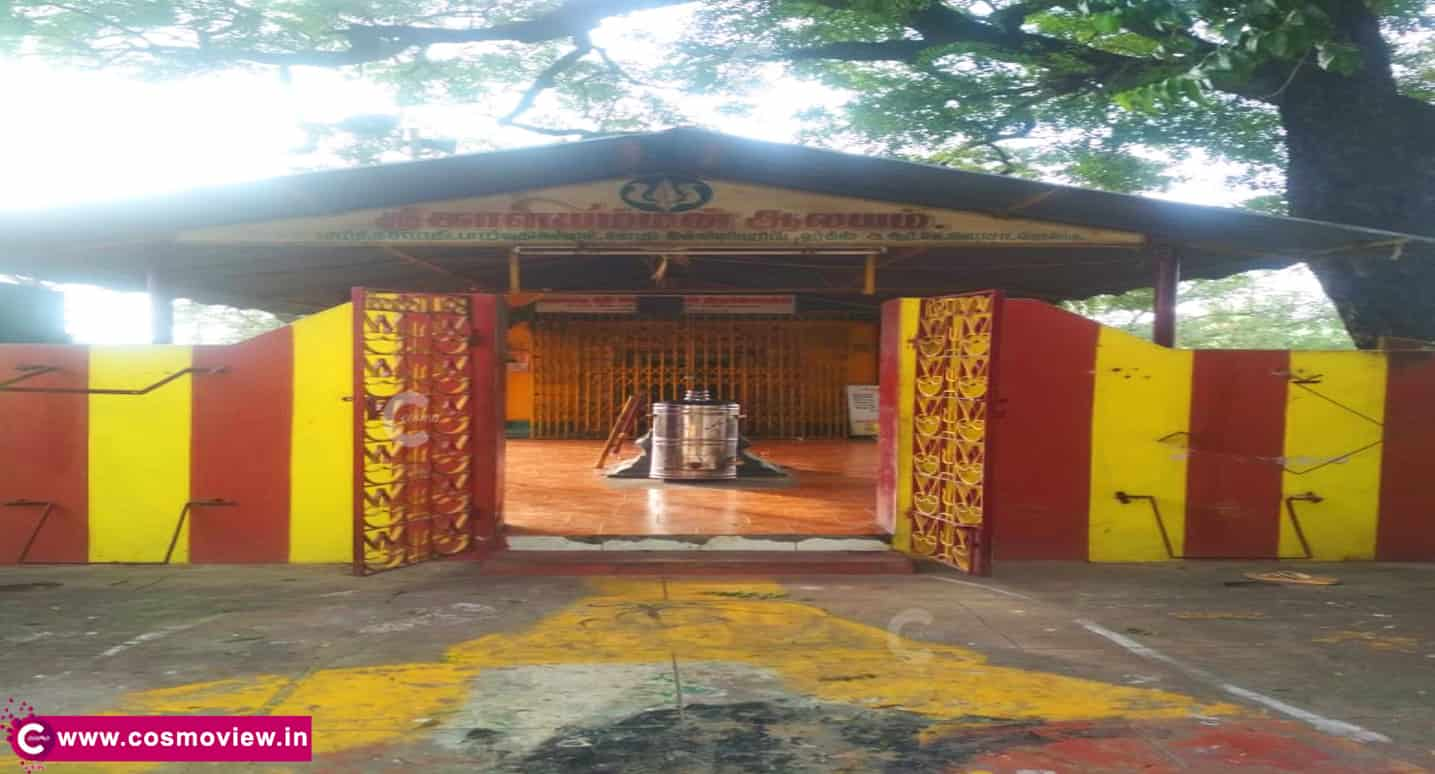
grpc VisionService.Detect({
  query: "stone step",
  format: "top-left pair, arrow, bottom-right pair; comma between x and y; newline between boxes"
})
503,534 -> 890,552
478,549 -> 915,576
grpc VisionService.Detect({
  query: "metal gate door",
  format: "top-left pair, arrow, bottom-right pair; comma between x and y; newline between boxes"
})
531,317 -> 852,439
353,290 -> 482,575
909,291 -> 1003,575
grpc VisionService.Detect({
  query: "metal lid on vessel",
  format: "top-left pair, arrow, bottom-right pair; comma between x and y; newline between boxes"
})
653,388 -> 738,407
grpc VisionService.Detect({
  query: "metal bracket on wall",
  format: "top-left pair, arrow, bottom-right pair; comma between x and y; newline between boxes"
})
1158,426 -> 1376,478
1154,431 -> 1190,446
1280,491 -> 1320,560
0,366 -> 227,395
0,365 -> 61,389
1115,489 -> 1320,560
1114,491 -> 1176,559
2,499 -> 56,563
163,499 -> 238,564
1278,370 -> 1384,427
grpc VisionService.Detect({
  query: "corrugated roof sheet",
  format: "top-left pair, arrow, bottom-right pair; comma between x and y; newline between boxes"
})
1,128 -> 1428,314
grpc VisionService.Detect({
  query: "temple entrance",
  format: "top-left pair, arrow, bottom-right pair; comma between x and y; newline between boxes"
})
502,294 -> 886,546
345,284 -> 1003,576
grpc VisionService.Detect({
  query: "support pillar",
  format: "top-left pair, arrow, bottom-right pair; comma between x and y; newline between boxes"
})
508,250 -> 521,293
469,294 -> 507,554
863,254 -> 877,295
146,268 -> 173,345
1153,246 -> 1179,348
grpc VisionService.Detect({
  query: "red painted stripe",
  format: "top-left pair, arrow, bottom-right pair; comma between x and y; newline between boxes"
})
1376,351 -> 1435,560
1184,350 -> 1289,558
190,329 -> 293,563
0,345 -> 89,563
876,299 -> 903,535
989,301 -> 1096,560
471,294 -> 507,554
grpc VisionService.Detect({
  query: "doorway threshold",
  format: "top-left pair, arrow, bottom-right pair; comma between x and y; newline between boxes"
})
504,534 -> 890,552
478,548 -> 913,576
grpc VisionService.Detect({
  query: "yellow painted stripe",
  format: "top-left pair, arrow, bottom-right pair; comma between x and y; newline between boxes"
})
88,346 -> 193,563
891,298 -> 920,553
1280,351 -> 1386,560
1088,328 -> 1194,561
289,303 -> 354,563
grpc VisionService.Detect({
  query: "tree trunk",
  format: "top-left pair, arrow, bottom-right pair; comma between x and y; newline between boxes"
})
1276,3 -> 1435,348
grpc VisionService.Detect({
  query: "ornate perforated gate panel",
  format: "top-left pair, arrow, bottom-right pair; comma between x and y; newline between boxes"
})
353,290 -> 479,575
531,317 -> 853,440
909,291 -> 1003,575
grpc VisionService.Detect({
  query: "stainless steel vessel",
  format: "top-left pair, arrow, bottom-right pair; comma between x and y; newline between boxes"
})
650,389 -> 741,480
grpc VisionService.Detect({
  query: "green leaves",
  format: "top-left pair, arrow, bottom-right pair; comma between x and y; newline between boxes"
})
1064,266 -> 1356,350
1063,0 -> 1195,46
1113,73 -> 1209,113
1090,11 -> 1123,34
1206,0 -> 1364,75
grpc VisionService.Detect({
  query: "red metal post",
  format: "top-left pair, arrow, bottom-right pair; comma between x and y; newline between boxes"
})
469,294 -> 508,555
974,289 -> 1006,577
350,287 -> 367,576
1153,246 -> 1179,348
876,299 -> 902,535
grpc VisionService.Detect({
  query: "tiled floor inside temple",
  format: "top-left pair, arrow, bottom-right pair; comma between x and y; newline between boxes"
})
503,439 -> 883,536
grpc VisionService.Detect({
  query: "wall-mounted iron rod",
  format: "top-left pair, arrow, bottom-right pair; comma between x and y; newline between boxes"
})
1114,491 -> 1176,559
163,499 -> 238,564
1281,491 -> 1321,560
3,499 -> 56,563
0,365 -> 61,388
0,367 -> 227,395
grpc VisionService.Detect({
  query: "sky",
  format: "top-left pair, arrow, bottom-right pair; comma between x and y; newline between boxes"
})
0,5 -> 1305,344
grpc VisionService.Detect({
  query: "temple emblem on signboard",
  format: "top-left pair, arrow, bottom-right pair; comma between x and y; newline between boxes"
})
619,175 -> 714,212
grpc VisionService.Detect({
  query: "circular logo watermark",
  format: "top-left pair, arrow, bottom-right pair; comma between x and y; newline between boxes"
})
5,699 -> 54,772
382,390 -> 431,448
11,718 -> 55,761
885,608 -> 935,665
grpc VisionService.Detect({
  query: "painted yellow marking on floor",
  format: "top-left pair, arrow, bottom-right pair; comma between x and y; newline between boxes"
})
109,578 -> 1237,759
1314,630 -> 1418,653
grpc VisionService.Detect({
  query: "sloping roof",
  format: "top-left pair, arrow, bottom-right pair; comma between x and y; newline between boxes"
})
2,127 -> 1428,315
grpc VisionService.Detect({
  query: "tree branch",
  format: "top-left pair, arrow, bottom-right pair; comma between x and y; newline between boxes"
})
133,0 -> 691,69
781,2 -> 1287,103
784,39 -> 933,62
987,0 -> 1065,32
500,34 -> 594,125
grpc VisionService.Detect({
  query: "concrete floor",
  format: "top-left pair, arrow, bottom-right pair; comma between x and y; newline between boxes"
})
2,561 -> 1432,772
505,439 -> 883,536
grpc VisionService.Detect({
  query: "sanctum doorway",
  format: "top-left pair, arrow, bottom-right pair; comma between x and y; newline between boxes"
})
504,294 -> 884,544
353,288 -> 999,577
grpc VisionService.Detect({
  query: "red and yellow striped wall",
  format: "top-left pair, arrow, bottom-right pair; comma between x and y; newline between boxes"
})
6,294 -> 1434,565
881,297 -> 1435,563
0,304 -> 354,564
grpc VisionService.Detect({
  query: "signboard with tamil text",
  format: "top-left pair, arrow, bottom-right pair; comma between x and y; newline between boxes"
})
529,295 -> 795,315
533,296 -> 638,314
846,385 -> 879,437
684,295 -> 795,315
176,177 -> 1144,248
